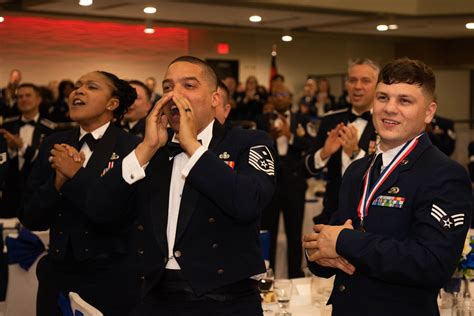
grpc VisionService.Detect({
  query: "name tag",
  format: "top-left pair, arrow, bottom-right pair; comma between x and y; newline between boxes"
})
372,195 -> 405,208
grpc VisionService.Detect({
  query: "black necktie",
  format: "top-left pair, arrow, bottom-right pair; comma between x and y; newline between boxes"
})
79,133 -> 99,151
369,153 -> 383,188
349,111 -> 371,123
19,120 -> 35,127
168,141 -> 184,158
168,140 -> 202,159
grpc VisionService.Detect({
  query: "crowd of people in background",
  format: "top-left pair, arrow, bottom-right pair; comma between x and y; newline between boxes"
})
0,62 -> 463,279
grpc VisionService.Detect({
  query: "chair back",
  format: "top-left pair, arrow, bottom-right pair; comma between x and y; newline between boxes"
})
69,292 -> 103,316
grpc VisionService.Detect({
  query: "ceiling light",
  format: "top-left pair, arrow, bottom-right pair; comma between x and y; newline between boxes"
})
144,27 -> 155,34
249,15 -> 262,23
144,20 -> 155,34
78,0 -> 93,6
466,22 -> 474,29
144,7 -> 157,14
0,17 -> 4,23
281,35 -> 293,42
388,24 -> 398,30
376,24 -> 389,32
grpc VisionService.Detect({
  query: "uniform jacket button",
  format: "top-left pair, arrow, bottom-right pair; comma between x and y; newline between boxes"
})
58,212 -> 62,217
174,250 -> 182,258
208,217 -> 216,223
84,231 -> 89,235
138,249 -> 144,256
217,268 -> 224,275
338,284 -> 346,292
139,275 -> 145,281
212,243 -> 218,249
84,248 -> 89,252
55,249 -> 60,253
137,224 -> 144,231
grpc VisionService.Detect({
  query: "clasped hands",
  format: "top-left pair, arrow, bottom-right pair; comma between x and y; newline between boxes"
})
302,219 -> 356,275
50,144 -> 85,190
135,92 -> 200,166
320,123 -> 359,160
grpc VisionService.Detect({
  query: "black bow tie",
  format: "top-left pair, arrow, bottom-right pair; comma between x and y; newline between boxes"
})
349,111 -> 371,123
168,140 -> 202,159
79,133 -> 99,151
19,120 -> 35,127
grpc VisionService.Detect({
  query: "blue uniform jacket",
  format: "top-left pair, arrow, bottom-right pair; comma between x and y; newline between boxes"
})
309,133 -> 472,316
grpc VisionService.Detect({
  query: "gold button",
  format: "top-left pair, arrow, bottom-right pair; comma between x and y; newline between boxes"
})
208,217 -> 216,223
338,284 -> 346,292
137,224 -> 144,231
217,268 -> 224,275
212,243 -> 218,249
174,250 -> 182,258
138,249 -> 144,255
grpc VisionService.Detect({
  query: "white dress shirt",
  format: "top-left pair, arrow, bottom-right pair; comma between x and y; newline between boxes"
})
274,110 -> 294,156
376,142 -> 405,173
79,122 -> 110,167
314,109 -> 369,175
9,113 -> 39,170
122,120 -> 215,270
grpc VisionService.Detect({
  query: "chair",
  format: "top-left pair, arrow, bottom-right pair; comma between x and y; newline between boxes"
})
69,292 -> 103,316
5,230 -> 48,316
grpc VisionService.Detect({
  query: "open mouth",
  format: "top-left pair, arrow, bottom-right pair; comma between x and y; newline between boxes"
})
169,103 -> 179,116
72,98 -> 85,106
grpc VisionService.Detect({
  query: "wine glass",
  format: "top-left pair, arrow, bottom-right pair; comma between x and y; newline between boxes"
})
258,268 -> 275,312
274,279 -> 293,313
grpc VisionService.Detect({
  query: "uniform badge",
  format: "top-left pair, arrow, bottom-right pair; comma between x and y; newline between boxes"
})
431,203 -> 465,230
0,152 -> 6,165
219,151 -> 230,160
372,195 -> 405,208
296,123 -> 306,137
110,152 -> 120,160
248,145 -> 275,176
388,187 -> 400,194
101,161 -> 115,177
224,161 -> 235,169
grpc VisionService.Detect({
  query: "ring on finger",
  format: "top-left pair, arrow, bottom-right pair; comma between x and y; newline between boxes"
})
184,108 -> 192,112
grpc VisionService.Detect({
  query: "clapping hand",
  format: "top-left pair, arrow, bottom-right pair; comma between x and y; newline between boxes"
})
50,144 -> 85,190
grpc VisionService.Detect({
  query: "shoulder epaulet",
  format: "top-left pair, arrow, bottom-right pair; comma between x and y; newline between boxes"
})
1,115 -> 20,126
40,118 -> 57,130
322,108 -> 349,118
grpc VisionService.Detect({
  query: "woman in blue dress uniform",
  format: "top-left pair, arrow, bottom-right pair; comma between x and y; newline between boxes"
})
18,71 -> 142,316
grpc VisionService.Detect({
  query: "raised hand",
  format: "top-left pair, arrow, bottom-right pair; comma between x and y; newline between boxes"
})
0,129 -> 24,150
173,94 -> 201,157
320,123 -> 344,160
135,94 -> 171,166
50,144 -> 85,190
339,124 -> 359,156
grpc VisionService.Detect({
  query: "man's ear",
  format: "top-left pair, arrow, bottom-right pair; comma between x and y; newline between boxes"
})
424,101 -> 437,124
210,91 -> 219,109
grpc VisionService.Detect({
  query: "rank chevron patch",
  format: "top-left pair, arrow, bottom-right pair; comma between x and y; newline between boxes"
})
430,203 -> 465,230
248,145 -> 275,176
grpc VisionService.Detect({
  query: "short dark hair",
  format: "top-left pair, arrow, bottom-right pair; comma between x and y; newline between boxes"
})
378,58 -> 436,101
271,74 -> 285,82
168,56 -> 218,91
97,71 -> 137,121
217,80 -> 230,104
18,83 -> 41,96
129,80 -> 152,101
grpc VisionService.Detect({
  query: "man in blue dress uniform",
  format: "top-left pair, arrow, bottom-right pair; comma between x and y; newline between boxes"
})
303,58 -> 472,315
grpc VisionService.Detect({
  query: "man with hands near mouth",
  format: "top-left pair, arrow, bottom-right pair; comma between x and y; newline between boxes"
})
303,58 -> 471,315
87,56 -> 277,315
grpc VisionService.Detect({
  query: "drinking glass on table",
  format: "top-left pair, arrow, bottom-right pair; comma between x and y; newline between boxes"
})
259,268 -> 275,312
274,279 -> 293,314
